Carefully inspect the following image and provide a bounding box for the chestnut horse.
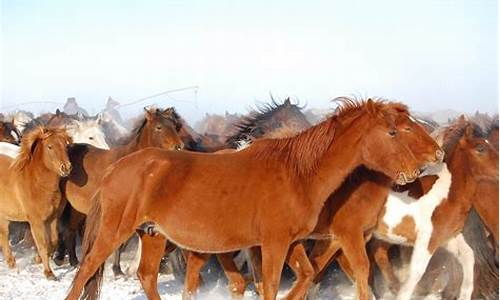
[55,107,183,268]
[66,99,437,300]
[176,99,441,299]
[0,127,72,279]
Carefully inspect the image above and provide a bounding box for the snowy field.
[0,237,443,300]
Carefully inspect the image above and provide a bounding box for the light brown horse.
[0,127,72,279]
[66,99,438,300]
[56,107,184,269]
[305,121,498,300]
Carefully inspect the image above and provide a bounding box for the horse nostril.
[413,169,420,178]
[175,144,183,151]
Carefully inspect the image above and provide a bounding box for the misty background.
[1,0,498,123]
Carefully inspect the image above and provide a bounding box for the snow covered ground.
[0,238,442,300]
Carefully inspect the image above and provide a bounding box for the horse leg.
[261,241,290,300]
[66,209,85,267]
[137,234,166,300]
[112,243,127,277]
[48,218,59,254]
[283,242,315,300]
[395,238,433,300]
[216,252,248,297]
[248,246,264,295]
[339,233,372,300]
[65,224,134,300]
[183,251,211,300]
[29,220,55,279]
[370,239,400,294]
[0,218,15,268]
[306,239,341,299]
[443,234,474,300]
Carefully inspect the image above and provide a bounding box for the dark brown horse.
[0,127,72,279]
[54,107,183,268]
[65,99,438,300]
[0,119,21,144]
[179,97,311,152]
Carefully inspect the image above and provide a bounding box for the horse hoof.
[228,281,246,298]
[6,259,16,268]
[44,270,57,280]
[34,255,42,264]
[53,256,65,266]
[69,258,79,267]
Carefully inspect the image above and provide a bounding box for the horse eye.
[476,144,486,153]
[404,127,411,132]
[89,137,94,140]
[48,145,53,150]
[388,129,397,137]
[155,126,162,131]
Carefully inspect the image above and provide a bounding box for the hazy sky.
[1,0,498,122]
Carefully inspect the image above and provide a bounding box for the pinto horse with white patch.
[332,121,498,300]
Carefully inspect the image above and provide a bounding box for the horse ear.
[145,109,154,121]
[464,124,474,139]
[284,98,291,105]
[365,99,377,114]
[56,109,61,116]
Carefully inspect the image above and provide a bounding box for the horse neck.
[21,156,60,195]
[306,120,368,210]
[444,150,477,212]
[112,126,150,158]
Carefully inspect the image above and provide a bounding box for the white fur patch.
[0,142,20,158]
[378,163,451,245]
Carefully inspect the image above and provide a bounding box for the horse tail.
[79,191,104,300]
[463,207,499,300]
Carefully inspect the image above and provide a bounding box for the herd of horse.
[0,97,497,300]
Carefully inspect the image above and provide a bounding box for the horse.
[307,121,498,300]
[179,97,311,152]
[96,111,130,147]
[364,121,498,300]
[65,99,438,300]
[225,97,311,148]
[0,127,72,279]
[54,107,184,269]
[176,98,442,299]
[0,118,110,159]
[0,119,21,144]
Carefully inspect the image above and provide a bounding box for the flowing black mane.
[225,97,307,147]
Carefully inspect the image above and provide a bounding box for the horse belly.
[157,213,257,253]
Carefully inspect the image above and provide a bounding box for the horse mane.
[245,97,407,178]
[11,127,71,172]
[116,107,182,146]
[442,120,485,160]
[226,97,305,146]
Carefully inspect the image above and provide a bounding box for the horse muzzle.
[396,169,420,185]
[59,163,72,177]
